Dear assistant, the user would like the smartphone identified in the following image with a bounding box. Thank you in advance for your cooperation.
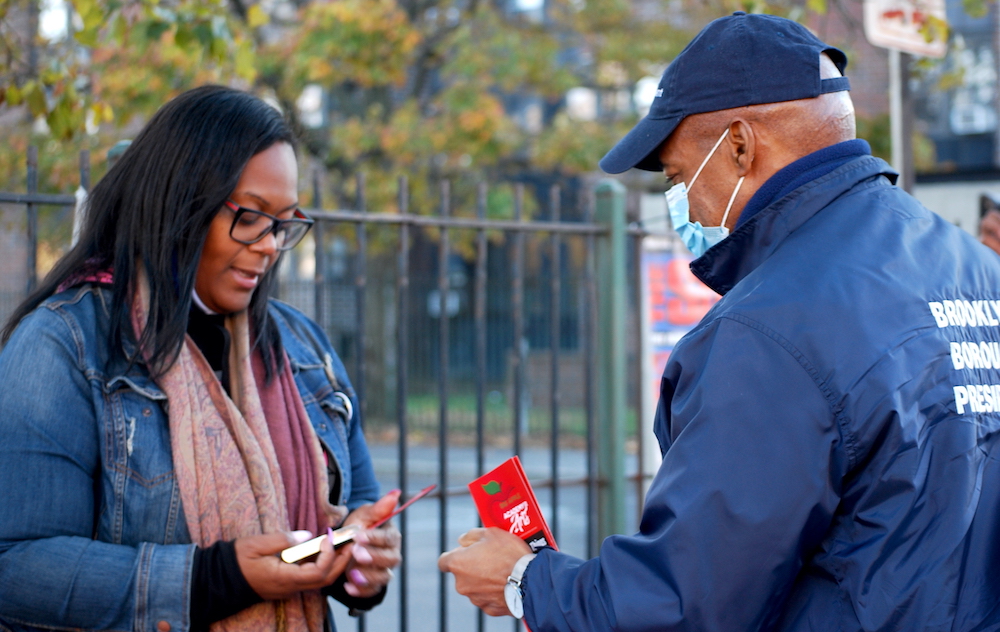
[281,524,360,564]
[279,484,436,564]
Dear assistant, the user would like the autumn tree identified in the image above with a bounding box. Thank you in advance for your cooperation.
[1,0,993,264]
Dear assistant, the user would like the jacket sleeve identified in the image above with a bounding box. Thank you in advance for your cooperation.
[0,306,194,632]
[523,317,849,632]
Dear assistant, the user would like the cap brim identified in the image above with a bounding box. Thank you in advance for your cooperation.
[599,114,682,174]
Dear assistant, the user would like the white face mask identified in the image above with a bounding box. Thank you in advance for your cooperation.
[665,128,745,258]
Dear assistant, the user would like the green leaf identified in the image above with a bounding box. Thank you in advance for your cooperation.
[40,69,62,86]
[146,20,171,41]
[210,34,227,59]
[482,480,501,495]
[963,0,988,19]
[70,0,96,21]
[247,4,270,28]
[47,104,69,139]
[174,23,194,49]
[71,0,104,43]
[24,82,47,118]
[112,14,127,42]
[74,26,99,47]
[193,21,213,47]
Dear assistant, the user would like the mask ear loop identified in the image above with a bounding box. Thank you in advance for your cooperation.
[688,128,731,190]
[719,176,745,229]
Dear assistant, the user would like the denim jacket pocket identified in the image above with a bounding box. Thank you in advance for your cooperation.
[99,373,187,546]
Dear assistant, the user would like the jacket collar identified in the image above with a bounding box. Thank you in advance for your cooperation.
[690,154,897,295]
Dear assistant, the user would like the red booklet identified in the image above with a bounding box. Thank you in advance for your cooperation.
[468,456,557,552]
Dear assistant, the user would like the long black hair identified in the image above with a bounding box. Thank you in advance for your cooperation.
[2,85,296,377]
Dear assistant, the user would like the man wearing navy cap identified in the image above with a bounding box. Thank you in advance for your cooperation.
[440,12,1000,631]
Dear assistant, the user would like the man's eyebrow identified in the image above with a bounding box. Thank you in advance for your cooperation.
[243,191,299,213]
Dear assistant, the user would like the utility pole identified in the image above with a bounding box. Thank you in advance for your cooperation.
[889,49,916,192]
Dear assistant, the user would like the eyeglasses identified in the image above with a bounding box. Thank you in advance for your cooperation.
[223,199,314,251]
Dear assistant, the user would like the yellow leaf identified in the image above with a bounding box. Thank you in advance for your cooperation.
[6,83,22,106]
[247,5,269,28]
[806,0,827,13]
[91,101,115,123]
[70,0,94,20]
[235,41,258,82]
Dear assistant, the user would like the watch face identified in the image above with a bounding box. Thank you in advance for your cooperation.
[504,582,524,619]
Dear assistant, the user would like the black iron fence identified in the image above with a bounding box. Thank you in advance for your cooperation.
[0,148,651,632]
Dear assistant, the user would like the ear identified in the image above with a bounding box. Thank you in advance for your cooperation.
[726,119,755,177]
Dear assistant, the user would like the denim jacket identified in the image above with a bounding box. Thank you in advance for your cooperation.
[0,285,379,632]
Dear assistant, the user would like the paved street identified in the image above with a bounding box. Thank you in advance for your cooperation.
[331,442,642,632]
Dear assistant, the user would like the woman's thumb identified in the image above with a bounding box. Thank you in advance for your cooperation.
[372,489,403,520]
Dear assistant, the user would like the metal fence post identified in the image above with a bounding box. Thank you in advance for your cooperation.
[26,146,38,294]
[594,179,627,540]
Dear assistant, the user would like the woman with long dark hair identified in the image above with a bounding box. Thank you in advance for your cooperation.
[0,85,400,632]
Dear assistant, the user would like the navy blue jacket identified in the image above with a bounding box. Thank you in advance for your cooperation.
[523,154,1000,631]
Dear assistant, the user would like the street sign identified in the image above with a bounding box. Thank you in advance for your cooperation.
[863,0,947,58]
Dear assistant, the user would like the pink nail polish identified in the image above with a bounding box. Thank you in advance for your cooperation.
[349,569,369,586]
[353,545,373,564]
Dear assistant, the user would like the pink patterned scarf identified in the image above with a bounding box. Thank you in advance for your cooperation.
[130,275,346,632]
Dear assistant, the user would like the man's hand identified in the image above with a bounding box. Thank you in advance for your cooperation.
[438,527,532,617]
[981,209,1000,256]
[235,531,353,601]
[341,490,403,598]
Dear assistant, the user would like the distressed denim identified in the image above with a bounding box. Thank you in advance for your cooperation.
[0,286,378,632]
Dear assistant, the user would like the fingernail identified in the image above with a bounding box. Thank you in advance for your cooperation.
[349,569,369,586]
[354,531,370,545]
[344,582,361,597]
[353,545,373,564]
[290,530,313,544]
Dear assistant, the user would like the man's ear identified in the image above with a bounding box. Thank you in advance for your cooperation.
[727,119,754,176]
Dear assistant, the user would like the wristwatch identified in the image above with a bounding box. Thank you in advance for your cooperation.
[504,553,537,620]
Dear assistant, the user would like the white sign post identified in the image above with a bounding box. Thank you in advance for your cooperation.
[864,0,947,190]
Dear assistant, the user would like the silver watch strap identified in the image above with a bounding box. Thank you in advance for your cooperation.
[507,552,537,588]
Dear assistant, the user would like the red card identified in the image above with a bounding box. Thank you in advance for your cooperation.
[371,484,436,529]
[468,456,557,552]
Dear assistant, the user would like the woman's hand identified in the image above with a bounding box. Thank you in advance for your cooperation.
[341,490,403,598]
[235,531,352,601]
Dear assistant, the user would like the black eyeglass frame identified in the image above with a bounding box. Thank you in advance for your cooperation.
[223,199,314,251]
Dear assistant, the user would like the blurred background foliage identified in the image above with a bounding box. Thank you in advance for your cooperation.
[0,0,990,219]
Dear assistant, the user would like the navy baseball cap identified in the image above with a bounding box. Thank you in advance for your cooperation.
[599,11,849,174]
